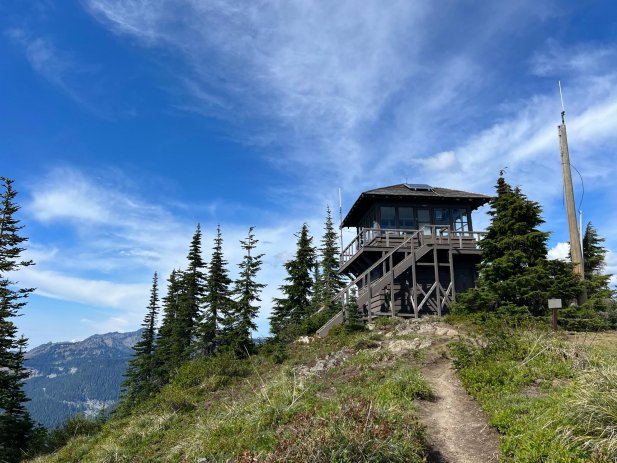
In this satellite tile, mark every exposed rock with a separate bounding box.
[296,349,349,380]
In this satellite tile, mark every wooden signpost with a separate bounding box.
[548,298,562,331]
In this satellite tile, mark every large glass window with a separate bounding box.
[380,206,396,229]
[434,208,450,226]
[452,208,469,232]
[417,208,431,234]
[398,207,414,229]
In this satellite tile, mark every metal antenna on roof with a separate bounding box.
[338,188,344,251]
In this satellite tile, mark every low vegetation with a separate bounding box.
[30,324,441,462]
[450,317,617,462]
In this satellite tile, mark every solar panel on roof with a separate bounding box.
[404,183,433,191]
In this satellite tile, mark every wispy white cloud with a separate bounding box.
[531,40,617,78]
[5,28,95,108]
[19,267,149,310]
[21,166,325,336]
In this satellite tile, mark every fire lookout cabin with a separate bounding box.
[318,184,490,335]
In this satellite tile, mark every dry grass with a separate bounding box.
[559,366,617,461]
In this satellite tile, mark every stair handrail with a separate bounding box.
[333,229,422,305]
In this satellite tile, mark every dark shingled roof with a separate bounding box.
[342,183,491,227]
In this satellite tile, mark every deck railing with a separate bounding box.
[340,226,486,265]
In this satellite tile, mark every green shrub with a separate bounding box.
[557,306,608,331]
[172,352,251,390]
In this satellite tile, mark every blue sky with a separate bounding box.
[2,1,617,348]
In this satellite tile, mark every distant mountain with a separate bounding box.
[24,330,142,429]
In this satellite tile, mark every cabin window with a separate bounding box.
[398,207,414,229]
[380,206,396,229]
[452,208,469,232]
[434,208,450,226]
[417,208,431,234]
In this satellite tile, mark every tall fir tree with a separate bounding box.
[270,223,316,337]
[197,226,232,355]
[151,269,184,387]
[457,175,580,315]
[582,222,614,300]
[121,272,159,406]
[318,206,345,313]
[310,263,324,313]
[0,178,35,463]
[228,227,265,354]
[177,225,207,359]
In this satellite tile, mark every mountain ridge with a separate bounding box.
[24,329,143,429]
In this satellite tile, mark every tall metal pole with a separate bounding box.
[557,83,585,287]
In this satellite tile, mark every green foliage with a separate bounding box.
[0,177,35,462]
[26,413,107,459]
[266,398,425,463]
[581,222,615,307]
[316,206,345,313]
[583,222,609,279]
[558,367,617,461]
[31,319,436,463]
[199,225,233,355]
[557,306,608,331]
[270,223,316,337]
[169,352,251,390]
[449,320,617,461]
[344,287,365,332]
[227,227,265,356]
[120,272,160,409]
[151,269,184,388]
[455,175,582,316]
[180,224,208,357]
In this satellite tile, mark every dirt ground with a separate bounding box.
[418,358,500,463]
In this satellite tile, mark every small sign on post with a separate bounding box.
[548,298,562,331]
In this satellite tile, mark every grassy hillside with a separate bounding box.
[31,319,448,462]
[30,317,617,462]
[449,316,617,462]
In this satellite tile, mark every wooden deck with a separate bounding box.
[340,227,484,273]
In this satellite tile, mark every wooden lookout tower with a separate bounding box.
[318,183,491,335]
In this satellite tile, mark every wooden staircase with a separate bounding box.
[317,227,476,336]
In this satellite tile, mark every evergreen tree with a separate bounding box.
[310,263,324,313]
[344,286,364,332]
[197,226,232,355]
[318,206,345,313]
[456,175,581,315]
[270,224,316,337]
[582,222,613,299]
[151,269,184,387]
[583,222,607,277]
[121,272,159,407]
[583,222,614,302]
[228,227,265,355]
[0,178,35,463]
[177,225,207,359]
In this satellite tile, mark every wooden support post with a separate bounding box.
[548,298,562,331]
[433,246,441,316]
[390,269,395,317]
[448,248,456,303]
[411,252,418,318]
[367,273,372,323]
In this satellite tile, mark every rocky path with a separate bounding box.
[418,358,500,463]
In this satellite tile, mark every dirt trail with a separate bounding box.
[418,358,500,463]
